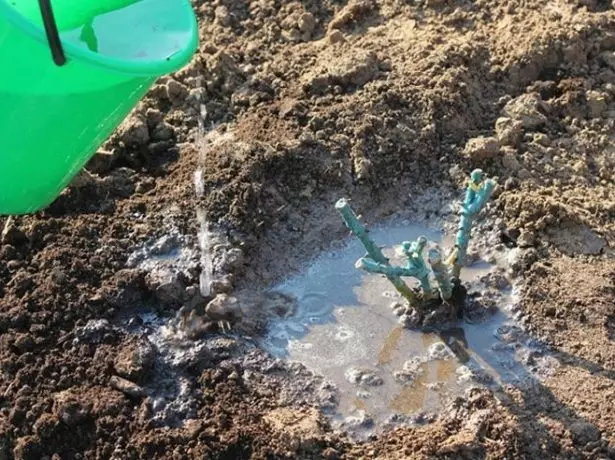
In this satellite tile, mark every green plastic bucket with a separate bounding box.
[0,0,198,214]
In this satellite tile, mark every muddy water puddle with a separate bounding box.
[261,220,553,438]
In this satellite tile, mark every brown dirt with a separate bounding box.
[2,0,615,458]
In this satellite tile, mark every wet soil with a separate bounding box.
[2,0,615,458]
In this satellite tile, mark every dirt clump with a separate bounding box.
[113,337,157,383]
[262,407,326,452]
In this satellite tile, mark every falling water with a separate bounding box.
[195,92,215,298]
[197,209,215,298]
[194,169,204,198]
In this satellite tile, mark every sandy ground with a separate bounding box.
[1,0,615,458]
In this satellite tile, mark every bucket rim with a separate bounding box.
[0,0,198,76]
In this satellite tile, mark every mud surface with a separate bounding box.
[2,0,615,458]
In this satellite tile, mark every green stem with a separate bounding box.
[336,199,419,306]
[428,248,453,300]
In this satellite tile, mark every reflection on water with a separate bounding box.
[354,397,367,411]
[378,326,403,365]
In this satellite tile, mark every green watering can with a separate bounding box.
[0,0,198,214]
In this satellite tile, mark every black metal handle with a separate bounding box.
[38,0,66,66]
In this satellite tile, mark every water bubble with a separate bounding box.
[299,293,331,318]
[335,326,354,341]
[286,322,308,335]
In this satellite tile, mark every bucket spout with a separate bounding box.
[0,0,198,214]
